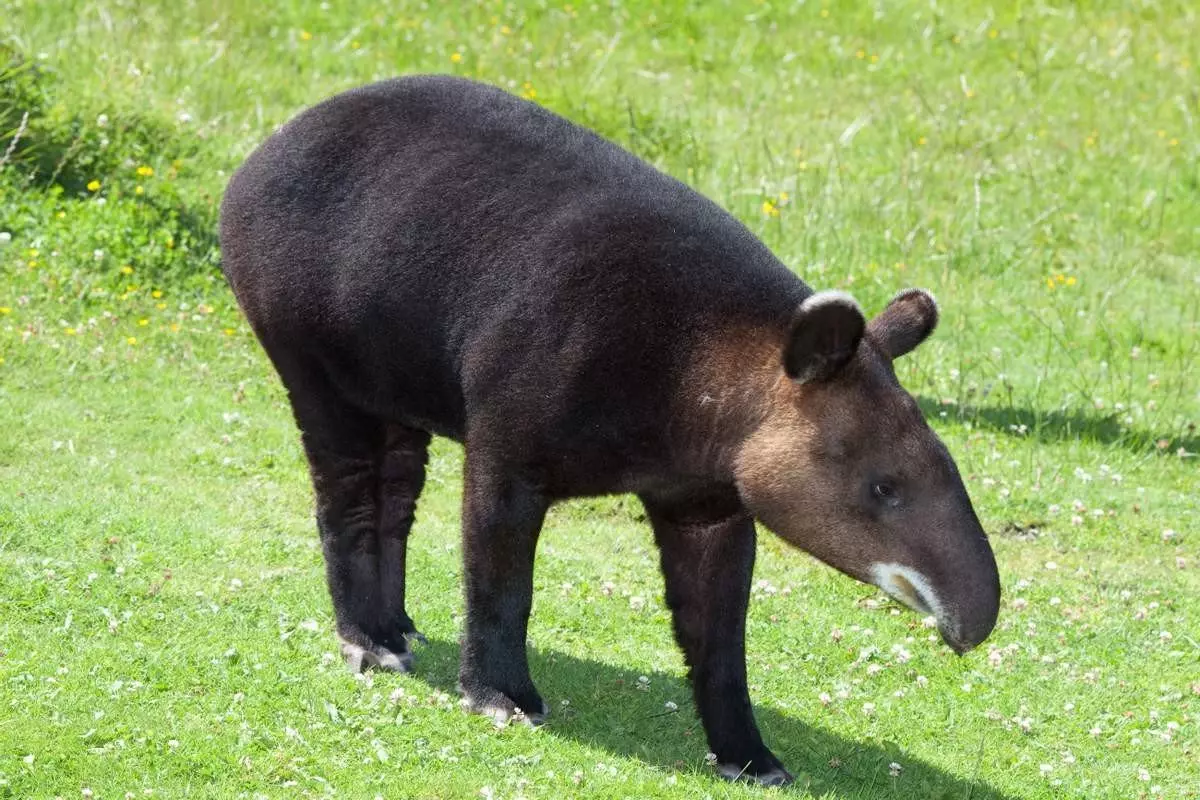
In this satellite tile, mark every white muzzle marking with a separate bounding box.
[870,563,944,622]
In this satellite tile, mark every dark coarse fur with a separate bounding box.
[222,77,805,471]
[220,75,997,786]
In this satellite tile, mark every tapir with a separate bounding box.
[219,75,1000,785]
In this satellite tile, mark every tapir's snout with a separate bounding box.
[871,531,1001,655]
[939,554,1002,654]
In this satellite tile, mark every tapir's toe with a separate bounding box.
[338,634,415,674]
[717,756,794,787]
[460,685,549,728]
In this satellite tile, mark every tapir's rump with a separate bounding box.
[220,75,999,787]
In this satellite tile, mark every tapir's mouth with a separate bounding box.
[868,562,987,654]
[870,562,940,618]
[886,572,933,615]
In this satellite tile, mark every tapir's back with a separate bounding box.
[220,76,804,441]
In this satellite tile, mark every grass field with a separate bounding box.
[1,1,1198,797]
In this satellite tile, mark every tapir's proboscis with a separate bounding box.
[220,76,1001,785]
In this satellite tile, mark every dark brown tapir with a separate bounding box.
[219,75,1000,785]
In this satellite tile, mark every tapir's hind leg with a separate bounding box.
[273,353,427,672]
[377,423,431,649]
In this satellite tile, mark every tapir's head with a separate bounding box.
[734,289,1000,653]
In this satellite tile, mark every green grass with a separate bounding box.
[1,1,1197,797]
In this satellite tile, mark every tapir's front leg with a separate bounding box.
[641,487,792,787]
[459,455,550,725]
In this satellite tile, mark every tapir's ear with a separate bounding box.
[783,291,866,383]
[867,288,939,359]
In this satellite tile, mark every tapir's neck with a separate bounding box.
[671,326,787,482]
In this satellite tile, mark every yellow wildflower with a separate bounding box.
[1046,278,1056,290]
[170,323,181,333]
[138,318,149,327]
[136,165,154,177]
[223,328,236,336]
[1065,276,1077,286]
[451,52,463,63]
[0,306,11,314]
[135,185,144,195]
[300,30,313,41]
[156,302,167,310]
[761,200,780,218]
[87,180,101,192]
[65,327,77,336]
[120,265,134,275]
[151,289,163,298]
[127,336,137,345]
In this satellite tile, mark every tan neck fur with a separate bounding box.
[670,326,790,481]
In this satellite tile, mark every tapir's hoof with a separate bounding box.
[717,759,794,787]
[338,634,416,673]
[459,685,549,728]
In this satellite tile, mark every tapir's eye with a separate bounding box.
[871,482,900,507]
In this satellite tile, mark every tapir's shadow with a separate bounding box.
[409,638,1012,799]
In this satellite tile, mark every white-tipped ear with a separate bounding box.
[867,288,939,359]
[783,291,866,383]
